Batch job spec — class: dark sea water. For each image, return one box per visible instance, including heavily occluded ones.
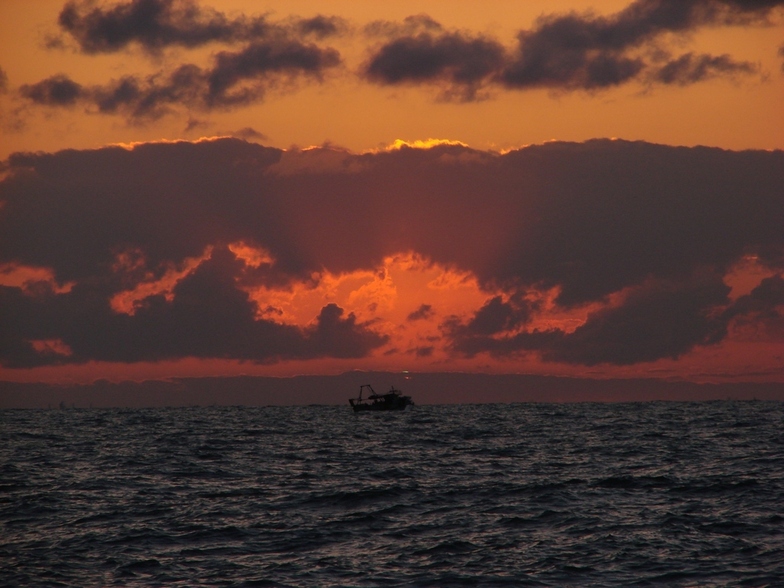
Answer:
[2,401,784,587]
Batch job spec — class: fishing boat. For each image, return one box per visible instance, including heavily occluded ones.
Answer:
[349,384,414,412]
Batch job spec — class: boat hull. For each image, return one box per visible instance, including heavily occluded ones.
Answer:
[349,385,413,412]
[351,401,411,412]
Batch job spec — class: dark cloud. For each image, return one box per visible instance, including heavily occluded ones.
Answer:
[303,303,389,359]
[1,138,782,367]
[0,246,387,368]
[651,52,757,85]
[363,32,505,100]
[447,273,784,366]
[206,40,341,106]
[295,15,346,39]
[363,14,443,38]
[723,274,784,337]
[58,0,247,53]
[230,127,268,141]
[19,0,777,116]
[27,1,343,120]
[19,74,85,106]
[0,66,8,93]
[362,0,780,97]
[501,0,781,90]
[445,296,535,345]
[412,346,435,358]
[184,115,209,132]
[57,0,344,54]
[407,304,434,321]
[20,39,341,120]
[536,275,733,365]
[468,296,534,335]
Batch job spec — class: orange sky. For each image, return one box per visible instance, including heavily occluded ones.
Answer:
[1,1,783,386]
[1,0,782,159]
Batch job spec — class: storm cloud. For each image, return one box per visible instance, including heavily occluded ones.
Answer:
[1,138,782,367]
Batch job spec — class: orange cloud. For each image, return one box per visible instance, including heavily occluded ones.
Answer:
[110,247,213,314]
[0,263,74,295]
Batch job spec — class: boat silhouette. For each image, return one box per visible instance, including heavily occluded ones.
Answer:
[349,385,414,412]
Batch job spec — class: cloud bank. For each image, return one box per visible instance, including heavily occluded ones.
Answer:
[364,0,778,96]
[1,138,782,368]
[11,0,780,120]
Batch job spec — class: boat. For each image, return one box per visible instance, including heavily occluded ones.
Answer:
[349,384,414,412]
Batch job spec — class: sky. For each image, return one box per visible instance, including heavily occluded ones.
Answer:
[1,0,783,388]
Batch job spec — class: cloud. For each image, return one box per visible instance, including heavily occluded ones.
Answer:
[447,275,733,364]
[407,304,434,321]
[446,295,535,338]
[20,74,85,106]
[446,272,784,366]
[17,1,343,120]
[0,245,387,367]
[15,0,777,119]
[229,127,268,141]
[206,40,341,106]
[501,0,782,90]
[58,0,247,53]
[0,66,8,94]
[295,15,346,39]
[19,39,341,120]
[363,31,506,100]
[723,274,784,338]
[650,52,757,85]
[363,14,444,38]
[362,0,780,97]
[303,303,389,358]
[57,0,344,54]
[1,138,782,367]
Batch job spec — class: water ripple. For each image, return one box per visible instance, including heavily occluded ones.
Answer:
[2,401,783,586]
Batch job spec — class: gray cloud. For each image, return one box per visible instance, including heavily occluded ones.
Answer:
[229,127,268,141]
[16,0,344,120]
[58,0,250,53]
[1,138,782,367]
[20,74,85,106]
[363,14,443,38]
[447,273,784,365]
[19,38,341,120]
[445,295,535,342]
[0,245,387,368]
[407,304,434,322]
[57,0,344,54]
[206,40,341,106]
[447,275,731,364]
[363,0,781,96]
[363,32,506,100]
[16,0,779,117]
[650,52,757,85]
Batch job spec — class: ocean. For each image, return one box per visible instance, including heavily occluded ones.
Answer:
[2,401,783,587]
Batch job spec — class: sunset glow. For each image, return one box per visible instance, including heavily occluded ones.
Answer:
[1,0,783,396]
